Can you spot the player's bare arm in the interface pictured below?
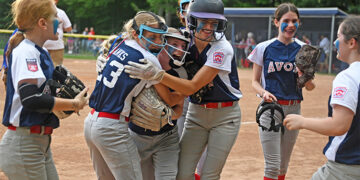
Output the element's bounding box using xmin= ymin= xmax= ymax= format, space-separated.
xmin=252 ymin=63 xmax=277 ymax=102
xmin=284 ymin=104 xmax=354 ymax=136
xmin=161 ymin=65 xmax=219 ymax=96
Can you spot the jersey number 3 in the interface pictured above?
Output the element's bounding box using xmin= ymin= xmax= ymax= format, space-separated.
xmin=102 ymin=61 xmax=124 ymax=88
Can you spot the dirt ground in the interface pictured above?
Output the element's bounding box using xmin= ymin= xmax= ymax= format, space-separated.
xmin=0 ymin=58 xmax=334 ymax=180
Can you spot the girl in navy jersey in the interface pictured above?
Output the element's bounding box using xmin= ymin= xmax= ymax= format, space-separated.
xmin=124 ymin=0 xmax=242 ymax=179
xmin=248 ymin=3 xmax=315 ymax=180
xmin=284 ymin=16 xmax=360 ymax=180
xmin=84 ymin=11 xmax=169 ymax=180
xmin=0 ymin=0 xmax=89 ymax=179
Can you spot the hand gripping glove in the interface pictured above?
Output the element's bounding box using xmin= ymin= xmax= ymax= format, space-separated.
xmin=295 ymin=45 xmax=321 ymax=88
xmin=48 ymin=65 xmax=86 ymax=119
xmin=130 ymin=86 xmax=174 ymax=132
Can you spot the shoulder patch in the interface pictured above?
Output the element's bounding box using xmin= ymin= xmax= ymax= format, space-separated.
xmin=26 ymin=58 xmax=38 ymax=72
xmin=333 ymin=87 xmax=347 ymax=99
xmin=213 ymin=52 xmax=225 ymax=64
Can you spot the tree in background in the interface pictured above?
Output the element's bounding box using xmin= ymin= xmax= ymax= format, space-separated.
xmin=0 ymin=0 xmax=359 ymax=34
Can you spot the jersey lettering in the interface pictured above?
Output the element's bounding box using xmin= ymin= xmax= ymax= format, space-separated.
xmin=113 ymin=48 xmax=129 ymax=61
xmin=103 ymin=61 xmax=124 ymax=88
xmin=268 ymin=61 xmax=275 ymax=73
xmin=283 ymin=62 xmax=293 ymax=71
xmin=275 ymin=62 xmax=284 ymax=71
xmin=267 ymin=61 xmax=295 ymax=73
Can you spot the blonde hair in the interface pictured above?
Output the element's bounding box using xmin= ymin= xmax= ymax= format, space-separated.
xmin=6 ymin=0 xmax=56 ymax=58
xmin=123 ymin=11 xmax=165 ymax=40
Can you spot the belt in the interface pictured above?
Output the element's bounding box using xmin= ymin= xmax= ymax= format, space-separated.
xmin=91 ymin=109 xmax=129 ymax=122
xmin=8 ymin=125 xmax=53 ymax=135
xmin=277 ymin=100 xmax=301 ymax=106
xmin=200 ymin=101 xmax=235 ymax=109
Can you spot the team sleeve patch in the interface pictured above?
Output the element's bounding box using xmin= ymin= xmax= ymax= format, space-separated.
xmin=332 ymin=87 xmax=347 ymax=99
xmin=213 ymin=52 xmax=225 ymax=64
xmin=26 ymin=58 xmax=38 ymax=72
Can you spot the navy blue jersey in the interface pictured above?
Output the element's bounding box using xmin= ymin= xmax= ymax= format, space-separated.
xmin=248 ymin=38 xmax=305 ymax=100
xmin=89 ymin=39 xmax=161 ymax=117
xmin=129 ymin=66 xmax=188 ymax=136
xmin=323 ymin=62 xmax=360 ymax=165
xmin=185 ymin=36 xmax=242 ymax=104
xmin=2 ymin=39 xmax=59 ymax=128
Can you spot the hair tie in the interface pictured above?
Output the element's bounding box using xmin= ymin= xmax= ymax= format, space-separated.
xmin=17 ymin=29 xmax=26 ymax=34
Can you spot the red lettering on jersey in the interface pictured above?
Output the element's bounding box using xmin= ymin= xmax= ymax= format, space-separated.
xmin=275 ymin=62 xmax=284 ymax=71
xmin=284 ymin=62 xmax=293 ymax=71
xmin=213 ymin=52 xmax=224 ymax=64
xmin=268 ymin=61 xmax=275 ymax=73
xmin=333 ymin=87 xmax=347 ymax=98
xmin=26 ymin=58 xmax=38 ymax=72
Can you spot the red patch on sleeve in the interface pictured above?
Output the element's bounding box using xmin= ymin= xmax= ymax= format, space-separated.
xmin=213 ymin=52 xmax=224 ymax=64
xmin=333 ymin=87 xmax=347 ymax=98
xmin=26 ymin=58 xmax=38 ymax=72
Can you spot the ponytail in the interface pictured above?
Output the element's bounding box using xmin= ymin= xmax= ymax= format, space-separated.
xmin=6 ymin=31 xmax=25 ymax=60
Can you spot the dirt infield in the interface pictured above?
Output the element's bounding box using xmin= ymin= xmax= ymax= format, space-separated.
xmin=0 ymin=58 xmax=334 ymax=180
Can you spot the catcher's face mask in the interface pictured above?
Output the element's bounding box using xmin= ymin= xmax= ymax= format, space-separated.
xmin=256 ymin=101 xmax=285 ymax=133
xmin=163 ymin=31 xmax=190 ymax=67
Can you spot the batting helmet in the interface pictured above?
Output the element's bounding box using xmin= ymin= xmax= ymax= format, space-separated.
xmin=256 ymin=101 xmax=285 ymax=133
xmin=187 ymin=0 xmax=227 ymax=42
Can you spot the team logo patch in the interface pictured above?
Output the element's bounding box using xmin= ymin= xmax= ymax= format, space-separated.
xmin=213 ymin=52 xmax=224 ymax=64
xmin=26 ymin=58 xmax=38 ymax=72
xmin=333 ymin=87 xmax=347 ymax=98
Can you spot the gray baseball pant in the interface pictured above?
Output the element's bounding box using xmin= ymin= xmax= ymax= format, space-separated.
xmin=258 ymin=103 xmax=300 ymax=179
xmin=84 ymin=111 xmax=142 ymax=180
xmin=177 ymin=102 xmax=241 ymax=180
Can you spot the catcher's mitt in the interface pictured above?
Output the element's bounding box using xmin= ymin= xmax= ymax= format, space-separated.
xmin=130 ymin=86 xmax=174 ymax=132
xmin=256 ymin=101 xmax=285 ymax=133
xmin=183 ymin=60 xmax=213 ymax=103
xmin=48 ymin=65 xmax=86 ymax=119
xmin=295 ymin=45 xmax=321 ymax=88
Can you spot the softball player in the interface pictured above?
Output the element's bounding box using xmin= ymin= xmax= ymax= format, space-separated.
xmin=124 ymin=0 xmax=242 ymax=179
xmin=176 ymin=1 xmax=206 ymax=178
xmin=0 ymin=0 xmax=89 ymax=179
xmin=284 ymin=16 xmax=360 ymax=180
xmin=83 ymin=11 xmax=168 ymax=180
xmin=129 ymin=27 xmax=190 ymax=180
xmin=247 ymin=3 xmax=315 ymax=180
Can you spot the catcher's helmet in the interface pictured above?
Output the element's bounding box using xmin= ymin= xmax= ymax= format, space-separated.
xmin=187 ymin=0 xmax=227 ymax=42
xmin=163 ymin=28 xmax=190 ymax=67
xmin=256 ymin=101 xmax=285 ymax=133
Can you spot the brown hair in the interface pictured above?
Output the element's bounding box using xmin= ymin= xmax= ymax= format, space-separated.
xmin=177 ymin=0 xmax=188 ymax=26
xmin=274 ymin=3 xmax=299 ymax=21
xmin=340 ymin=16 xmax=360 ymax=53
xmin=6 ymin=0 xmax=56 ymax=59
xmin=123 ymin=11 xmax=165 ymax=40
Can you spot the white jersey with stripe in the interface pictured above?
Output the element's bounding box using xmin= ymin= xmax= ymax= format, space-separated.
xmin=324 ymin=61 xmax=360 ymax=165
xmin=188 ymin=36 xmax=242 ymax=103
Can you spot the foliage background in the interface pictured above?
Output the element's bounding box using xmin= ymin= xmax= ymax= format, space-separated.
xmin=0 ymin=0 xmax=359 ymax=35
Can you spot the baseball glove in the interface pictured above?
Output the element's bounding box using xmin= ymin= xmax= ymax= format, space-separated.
xmin=130 ymin=86 xmax=174 ymax=132
xmin=48 ymin=65 xmax=86 ymax=119
xmin=183 ymin=60 xmax=213 ymax=103
xmin=295 ymin=45 xmax=321 ymax=88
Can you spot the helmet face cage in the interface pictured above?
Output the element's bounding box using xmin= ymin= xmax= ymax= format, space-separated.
xmin=132 ymin=12 xmax=168 ymax=56
xmin=187 ymin=15 xmax=227 ymax=42
xmin=163 ymin=31 xmax=190 ymax=67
